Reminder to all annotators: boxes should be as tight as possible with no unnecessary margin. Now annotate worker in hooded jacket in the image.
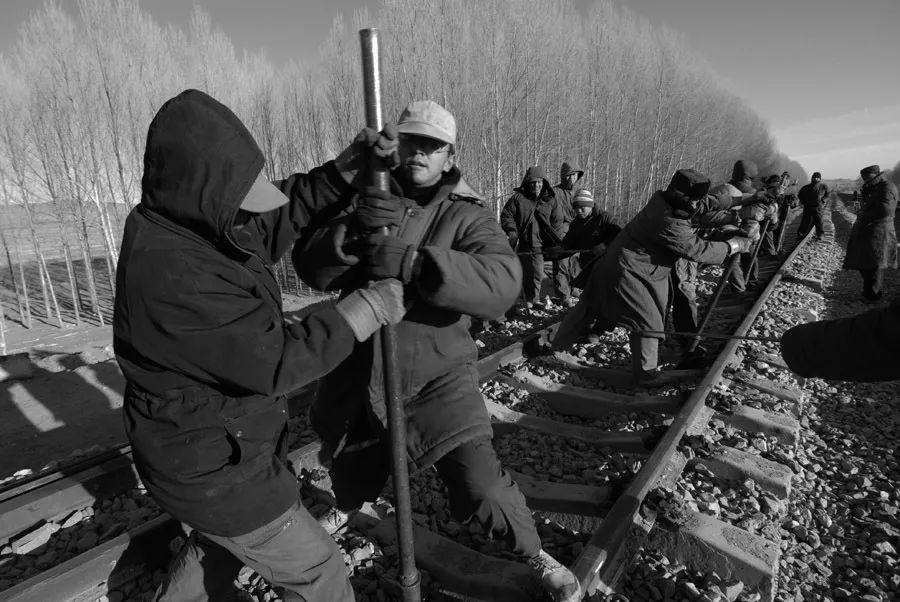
[553,169,752,384]
[551,161,586,304]
[500,166,566,307]
[295,100,581,602]
[113,89,407,601]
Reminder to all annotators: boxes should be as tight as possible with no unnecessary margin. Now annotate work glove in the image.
[356,233,419,283]
[334,124,400,183]
[356,187,409,232]
[726,237,753,255]
[335,278,406,341]
[506,231,519,250]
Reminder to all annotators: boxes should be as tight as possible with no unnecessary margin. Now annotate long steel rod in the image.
[359,28,421,601]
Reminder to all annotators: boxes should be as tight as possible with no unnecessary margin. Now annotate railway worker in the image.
[842,164,898,301]
[758,175,785,257]
[781,298,900,381]
[294,100,582,602]
[556,189,621,287]
[772,171,798,254]
[551,162,587,305]
[552,169,752,385]
[797,171,830,240]
[500,165,566,308]
[113,89,407,601]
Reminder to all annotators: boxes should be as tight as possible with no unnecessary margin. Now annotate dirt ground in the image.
[0,292,331,480]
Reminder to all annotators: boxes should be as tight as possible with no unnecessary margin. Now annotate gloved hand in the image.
[507,231,519,250]
[357,233,419,283]
[335,278,406,341]
[334,124,400,183]
[356,187,408,232]
[727,237,753,255]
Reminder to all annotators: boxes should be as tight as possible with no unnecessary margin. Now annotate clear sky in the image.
[1,0,898,178]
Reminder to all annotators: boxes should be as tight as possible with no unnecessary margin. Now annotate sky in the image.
[1,0,898,179]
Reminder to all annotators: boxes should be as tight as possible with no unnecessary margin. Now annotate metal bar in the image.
[687,253,739,352]
[636,329,782,344]
[359,27,421,601]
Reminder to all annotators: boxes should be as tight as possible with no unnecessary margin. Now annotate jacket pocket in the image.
[222,399,288,472]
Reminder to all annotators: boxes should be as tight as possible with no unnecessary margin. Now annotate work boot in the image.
[527,549,582,602]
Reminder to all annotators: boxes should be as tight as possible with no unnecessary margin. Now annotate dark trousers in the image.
[798,206,825,238]
[155,502,353,601]
[519,251,544,304]
[434,436,541,558]
[760,227,778,256]
[628,332,659,380]
[860,268,884,300]
[552,256,577,299]
[670,259,699,350]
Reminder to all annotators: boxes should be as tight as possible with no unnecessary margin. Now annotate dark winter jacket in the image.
[798,181,829,209]
[500,170,564,250]
[552,162,585,228]
[561,207,621,270]
[297,168,521,485]
[843,173,898,270]
[572,191,731,339]
[781,299,900,382]
[114,90,356,537]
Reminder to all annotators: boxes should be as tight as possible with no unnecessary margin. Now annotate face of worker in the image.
[564,173,580,187]
[861,172,876,183]
[734,177,754,194]
[575,205,592,219]
[398,134,453,188]
[527,179,543,197]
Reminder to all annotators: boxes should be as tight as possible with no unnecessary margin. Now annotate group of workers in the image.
[112,88,896,602]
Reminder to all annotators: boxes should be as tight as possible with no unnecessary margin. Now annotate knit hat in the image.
[812,172,822,180]
[731,160,758,182]
[668,169,711,200]
[860,165,880,178]
[396,100,456,145]
[573,189,594,208]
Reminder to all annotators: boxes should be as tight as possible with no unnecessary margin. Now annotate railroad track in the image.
[0,218,813,602]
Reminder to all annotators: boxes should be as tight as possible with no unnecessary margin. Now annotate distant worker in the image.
[797,171,830,240]
[757,174,784,257]
[781,299,900,381]
[501,166,565,308]
[297,101,581,602]
[843,164,898,301]
[557,188,621,289]
[113,89,406,601]
[553,169,752,384]
[551,161,586,306]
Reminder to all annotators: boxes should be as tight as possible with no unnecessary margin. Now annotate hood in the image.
[730,160,758,191]
[517,166,554,199]
[140,89,264,245]
[558,161,584,186]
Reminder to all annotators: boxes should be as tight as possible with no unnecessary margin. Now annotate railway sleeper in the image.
[646,509,781,602]
[552,352,702,388]
[486,400,652,454]
[500,371,683,415]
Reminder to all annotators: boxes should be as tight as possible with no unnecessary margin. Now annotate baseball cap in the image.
[240,171,289,213]
[396,100,456,146]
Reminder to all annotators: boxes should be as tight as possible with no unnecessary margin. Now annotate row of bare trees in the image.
[0,0,806,339]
